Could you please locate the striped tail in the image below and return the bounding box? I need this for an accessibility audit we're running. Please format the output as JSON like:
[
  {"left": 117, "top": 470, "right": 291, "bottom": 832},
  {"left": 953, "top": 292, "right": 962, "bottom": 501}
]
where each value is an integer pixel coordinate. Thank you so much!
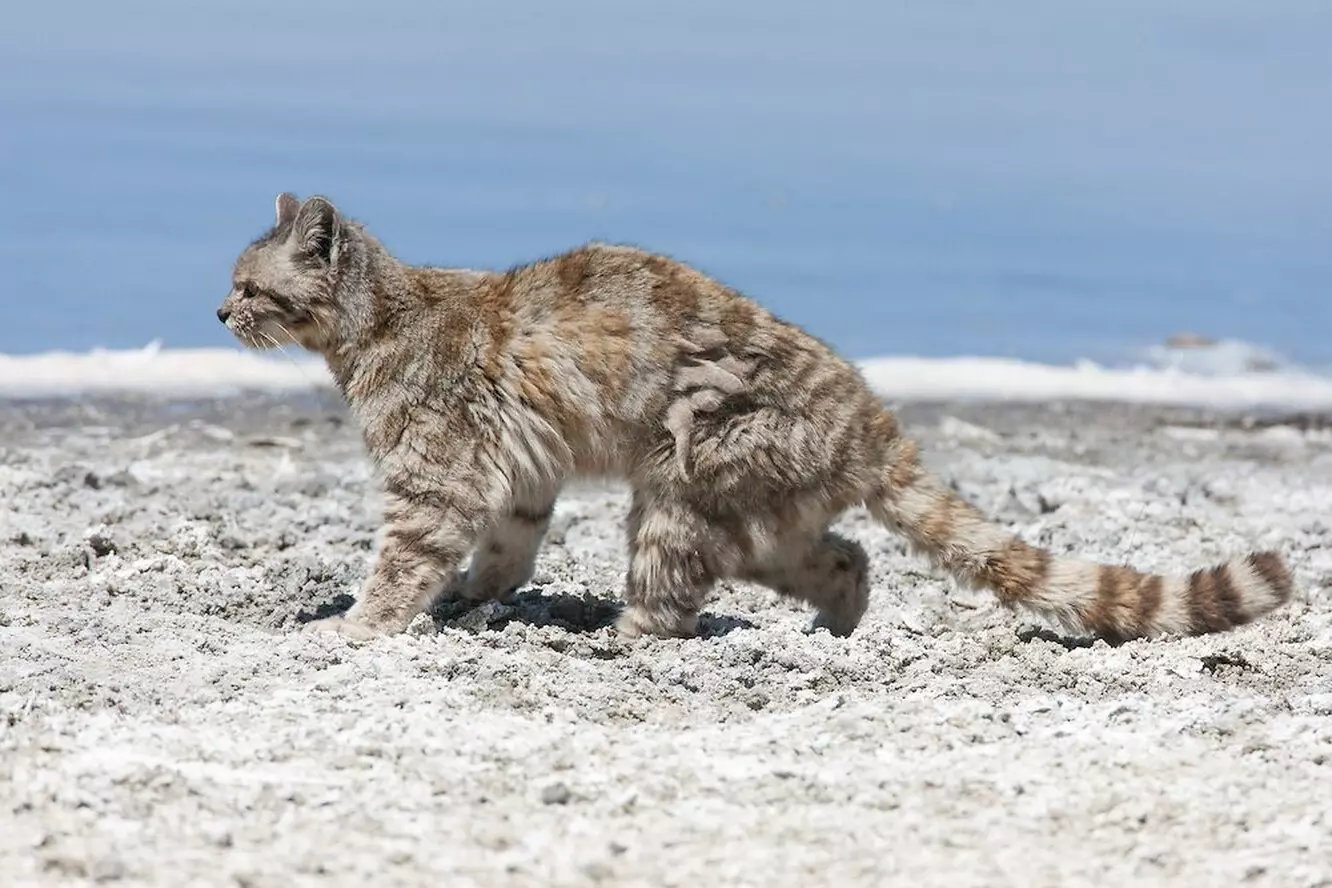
[{"left": 868, "top": 440, "right": 1294, "bottom": 640}]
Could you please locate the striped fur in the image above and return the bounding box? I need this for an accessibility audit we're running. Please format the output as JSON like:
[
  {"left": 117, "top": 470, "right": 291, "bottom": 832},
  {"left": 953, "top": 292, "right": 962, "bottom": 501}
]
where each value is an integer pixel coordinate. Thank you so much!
[
  {"left": 217, "top": 193, "right": 1295, "bottom": 643},
  {"left": 867, "top": 447, "right": 1293, "bottom": 640}
]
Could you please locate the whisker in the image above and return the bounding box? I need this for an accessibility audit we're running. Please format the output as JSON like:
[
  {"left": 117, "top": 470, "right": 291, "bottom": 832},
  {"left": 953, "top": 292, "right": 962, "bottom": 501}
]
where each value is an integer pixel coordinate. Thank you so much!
[
  {"left": 312, "top": 314, "right": 333, "bottom": 343},
  {"left": 262, "top": 323, "right": 324, "bottom": 395}
]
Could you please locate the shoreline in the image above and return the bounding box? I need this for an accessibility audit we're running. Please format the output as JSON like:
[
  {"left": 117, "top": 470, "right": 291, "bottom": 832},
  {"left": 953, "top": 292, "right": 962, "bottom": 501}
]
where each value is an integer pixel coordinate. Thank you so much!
[{"left": 6, "top": 341, "right": 1332, "bottom": 413}]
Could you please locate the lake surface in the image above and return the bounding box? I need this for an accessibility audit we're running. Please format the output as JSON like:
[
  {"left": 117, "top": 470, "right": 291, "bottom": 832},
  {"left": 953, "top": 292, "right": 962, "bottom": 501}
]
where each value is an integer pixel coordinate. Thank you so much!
[{"left": 3, "top": 0, "right": 1331, "bottom": 369}]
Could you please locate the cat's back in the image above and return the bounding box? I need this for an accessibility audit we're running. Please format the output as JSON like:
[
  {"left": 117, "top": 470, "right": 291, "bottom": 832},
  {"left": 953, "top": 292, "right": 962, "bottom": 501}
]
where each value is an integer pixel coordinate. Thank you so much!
[
  {"left": 498, "top": 242, "right": 865, "bottom": 388},
  {"left": 497, "top": 242, "right": 734, "bottom": 321}
]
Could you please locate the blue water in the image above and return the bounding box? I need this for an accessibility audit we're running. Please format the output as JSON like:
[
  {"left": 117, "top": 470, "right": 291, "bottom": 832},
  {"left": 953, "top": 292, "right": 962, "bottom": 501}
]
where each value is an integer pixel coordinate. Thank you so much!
[{"left": 3, "top": 0, "right": 1331, "bottom": 367}]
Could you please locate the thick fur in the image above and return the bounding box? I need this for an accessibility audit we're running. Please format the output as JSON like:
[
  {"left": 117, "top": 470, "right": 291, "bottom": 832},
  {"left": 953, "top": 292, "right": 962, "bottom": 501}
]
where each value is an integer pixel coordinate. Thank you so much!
[{"left": 217, "top": 193, "right": 1294, "bottom": 642}]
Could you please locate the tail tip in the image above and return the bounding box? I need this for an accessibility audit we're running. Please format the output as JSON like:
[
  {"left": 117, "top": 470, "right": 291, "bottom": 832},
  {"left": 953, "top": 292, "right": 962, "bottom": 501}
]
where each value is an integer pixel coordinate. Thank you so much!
[{"left": 1245, "top": 550, "right": 1294, "bottom": 606}]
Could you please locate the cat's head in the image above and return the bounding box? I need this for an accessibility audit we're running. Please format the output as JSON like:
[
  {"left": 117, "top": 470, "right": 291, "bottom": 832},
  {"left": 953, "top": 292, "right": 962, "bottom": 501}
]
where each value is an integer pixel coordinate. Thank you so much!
[{"left": 217, "top": 193, "right": 353, "bottom": 353}]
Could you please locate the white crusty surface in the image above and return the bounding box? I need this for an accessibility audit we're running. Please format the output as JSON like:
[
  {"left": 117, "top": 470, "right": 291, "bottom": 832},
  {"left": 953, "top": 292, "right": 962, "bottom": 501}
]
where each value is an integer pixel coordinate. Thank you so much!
[{"left": 1, "top": 396, "right": 1330, "bottom": 887}]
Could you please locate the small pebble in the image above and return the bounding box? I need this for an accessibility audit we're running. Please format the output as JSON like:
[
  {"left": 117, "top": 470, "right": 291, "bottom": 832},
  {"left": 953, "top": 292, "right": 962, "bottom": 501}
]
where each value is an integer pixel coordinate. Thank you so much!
[
  {"left": 540, "top": 782, "right": 572, "bottom": 805},
  {"left": 85, "top": 529, "right": 118, "bottom": 557}
]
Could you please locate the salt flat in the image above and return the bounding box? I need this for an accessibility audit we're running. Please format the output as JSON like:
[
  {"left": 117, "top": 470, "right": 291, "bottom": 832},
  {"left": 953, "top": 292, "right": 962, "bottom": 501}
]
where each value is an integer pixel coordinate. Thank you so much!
[{"left": 2, "top": 395, "right": 1330, "bottom": 887}]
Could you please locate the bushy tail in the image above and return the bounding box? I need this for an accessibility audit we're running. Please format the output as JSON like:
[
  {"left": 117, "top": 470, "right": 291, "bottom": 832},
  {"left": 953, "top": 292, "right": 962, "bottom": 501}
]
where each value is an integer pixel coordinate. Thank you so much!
[{"left": 868, "top": 439, "right": 1294, "bottom": 640}]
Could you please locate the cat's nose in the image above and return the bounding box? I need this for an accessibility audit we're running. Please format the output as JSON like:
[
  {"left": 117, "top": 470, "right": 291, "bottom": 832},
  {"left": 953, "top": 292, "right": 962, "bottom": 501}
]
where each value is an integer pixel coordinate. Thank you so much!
[{"left": 217, "top": 307, "right": 231, "bottom": 324}]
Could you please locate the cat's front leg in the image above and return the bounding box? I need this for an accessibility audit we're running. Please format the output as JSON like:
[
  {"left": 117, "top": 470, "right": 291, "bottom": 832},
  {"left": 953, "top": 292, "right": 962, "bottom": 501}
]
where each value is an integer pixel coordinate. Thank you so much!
[{"left": 305, "top": 474, "right": 490, "bottom": 639}]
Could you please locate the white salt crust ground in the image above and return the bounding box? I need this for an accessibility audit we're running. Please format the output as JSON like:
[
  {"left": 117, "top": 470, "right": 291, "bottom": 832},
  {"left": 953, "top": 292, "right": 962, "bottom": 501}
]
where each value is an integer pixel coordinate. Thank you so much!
[{"left": 1, "top": 395, "right": 1330, "bottom": 887}]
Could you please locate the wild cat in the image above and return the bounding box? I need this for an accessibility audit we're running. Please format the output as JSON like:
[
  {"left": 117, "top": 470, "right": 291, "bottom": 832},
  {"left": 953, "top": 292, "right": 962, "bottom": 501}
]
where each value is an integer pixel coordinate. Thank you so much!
[{"left": 216, "top": 192, "right": 1293, "bottom": 643}]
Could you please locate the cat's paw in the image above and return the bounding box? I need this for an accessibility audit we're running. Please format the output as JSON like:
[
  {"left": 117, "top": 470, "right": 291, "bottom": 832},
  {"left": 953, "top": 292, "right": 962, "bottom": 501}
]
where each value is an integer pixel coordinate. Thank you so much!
[
  {"left": 615, "top": 606, "right": 697, "bottom": 640},
  {"left": 300, "top": 615, "right": 383, "bottom": 642},
  {"left": 447, "top": 567, "right": 525, "bottom": 604}
]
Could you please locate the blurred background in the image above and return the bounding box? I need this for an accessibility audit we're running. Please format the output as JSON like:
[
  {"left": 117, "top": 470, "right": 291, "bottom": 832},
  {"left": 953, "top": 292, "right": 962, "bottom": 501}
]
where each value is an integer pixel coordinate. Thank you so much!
[{"left": 2, "top": 0, "right": 1330, "bottom": 371}]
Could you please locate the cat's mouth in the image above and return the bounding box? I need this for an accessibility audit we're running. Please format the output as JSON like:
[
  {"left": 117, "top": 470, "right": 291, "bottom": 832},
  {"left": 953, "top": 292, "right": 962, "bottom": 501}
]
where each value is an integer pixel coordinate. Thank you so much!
[
  {"left": 218, "top": 310, "right": 296, "bottom": 351},
  {"left": 218, "top": 290, "right": 333, "bottom": 353},
  {"left": 238, "top": 315, "right": 331, "bottom": 353},
  {"left": 255, "top": 319, "right": 302, "bottom": 349}
]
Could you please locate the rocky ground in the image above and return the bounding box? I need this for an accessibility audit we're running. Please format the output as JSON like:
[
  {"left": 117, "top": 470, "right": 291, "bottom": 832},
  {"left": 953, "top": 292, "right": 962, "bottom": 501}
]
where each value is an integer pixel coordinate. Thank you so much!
[{"left": 1, "top": 393, "right": 1330, "bottom": 887}]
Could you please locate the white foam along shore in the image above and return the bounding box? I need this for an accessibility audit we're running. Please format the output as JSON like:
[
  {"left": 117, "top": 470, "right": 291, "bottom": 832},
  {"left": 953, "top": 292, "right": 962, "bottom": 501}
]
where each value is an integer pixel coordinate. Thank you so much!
[{"left": 3, "top": 341, "right": 1332, "bottom": 410}]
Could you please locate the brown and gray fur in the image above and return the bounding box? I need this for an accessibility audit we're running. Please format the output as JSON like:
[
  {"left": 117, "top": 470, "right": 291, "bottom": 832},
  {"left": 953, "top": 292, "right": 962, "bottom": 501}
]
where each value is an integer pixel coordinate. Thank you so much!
[{"left": 217, "top": 193, "right": 1294, "bottom": 643}]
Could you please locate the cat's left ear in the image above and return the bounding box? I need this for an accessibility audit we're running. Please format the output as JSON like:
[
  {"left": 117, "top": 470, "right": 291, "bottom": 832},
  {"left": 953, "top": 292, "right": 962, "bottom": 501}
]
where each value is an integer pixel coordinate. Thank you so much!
[
  {"left": 275, "top": 192, "right": 300, "bottom": 227},
  {"left": 291, "top": 195, "right": 339, "bottom": 264}
]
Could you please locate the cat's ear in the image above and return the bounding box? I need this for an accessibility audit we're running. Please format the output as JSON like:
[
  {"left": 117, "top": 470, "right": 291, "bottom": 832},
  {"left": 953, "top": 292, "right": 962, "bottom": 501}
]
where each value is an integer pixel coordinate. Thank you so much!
[
  {"left": 291, "top": 195, "right": 339, "bottom": 264},
  {"left": 274, "top": 192, "right": 300, "bottom": 227}
]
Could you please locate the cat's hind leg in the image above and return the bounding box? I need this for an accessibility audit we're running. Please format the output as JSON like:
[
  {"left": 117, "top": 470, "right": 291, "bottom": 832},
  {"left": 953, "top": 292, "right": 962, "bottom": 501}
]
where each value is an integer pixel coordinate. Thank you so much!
[
  {"left": 741, "top": 529, "right": 870, "bottom": 637},
  {"left": 616, "top": 490, "right": 742, "bottom": 639}
]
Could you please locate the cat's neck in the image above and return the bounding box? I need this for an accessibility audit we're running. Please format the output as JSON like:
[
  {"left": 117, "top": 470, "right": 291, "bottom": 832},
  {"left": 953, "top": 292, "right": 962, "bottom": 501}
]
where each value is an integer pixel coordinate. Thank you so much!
[{"left": 321, "top": 254, "right": 490, "bottom": 399}]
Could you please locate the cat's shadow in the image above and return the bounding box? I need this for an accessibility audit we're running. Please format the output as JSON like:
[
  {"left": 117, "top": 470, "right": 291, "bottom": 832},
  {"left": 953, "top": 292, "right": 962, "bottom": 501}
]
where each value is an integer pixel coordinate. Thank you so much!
[
  {"left": 434, "top": 587, "right": 756, "bottom": 638},
  {"left": 297, "top": 587, "right": 755, "bottom": 638},
  {"left": 299, "top": 593, "right": 356, "bottom": 623}
]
